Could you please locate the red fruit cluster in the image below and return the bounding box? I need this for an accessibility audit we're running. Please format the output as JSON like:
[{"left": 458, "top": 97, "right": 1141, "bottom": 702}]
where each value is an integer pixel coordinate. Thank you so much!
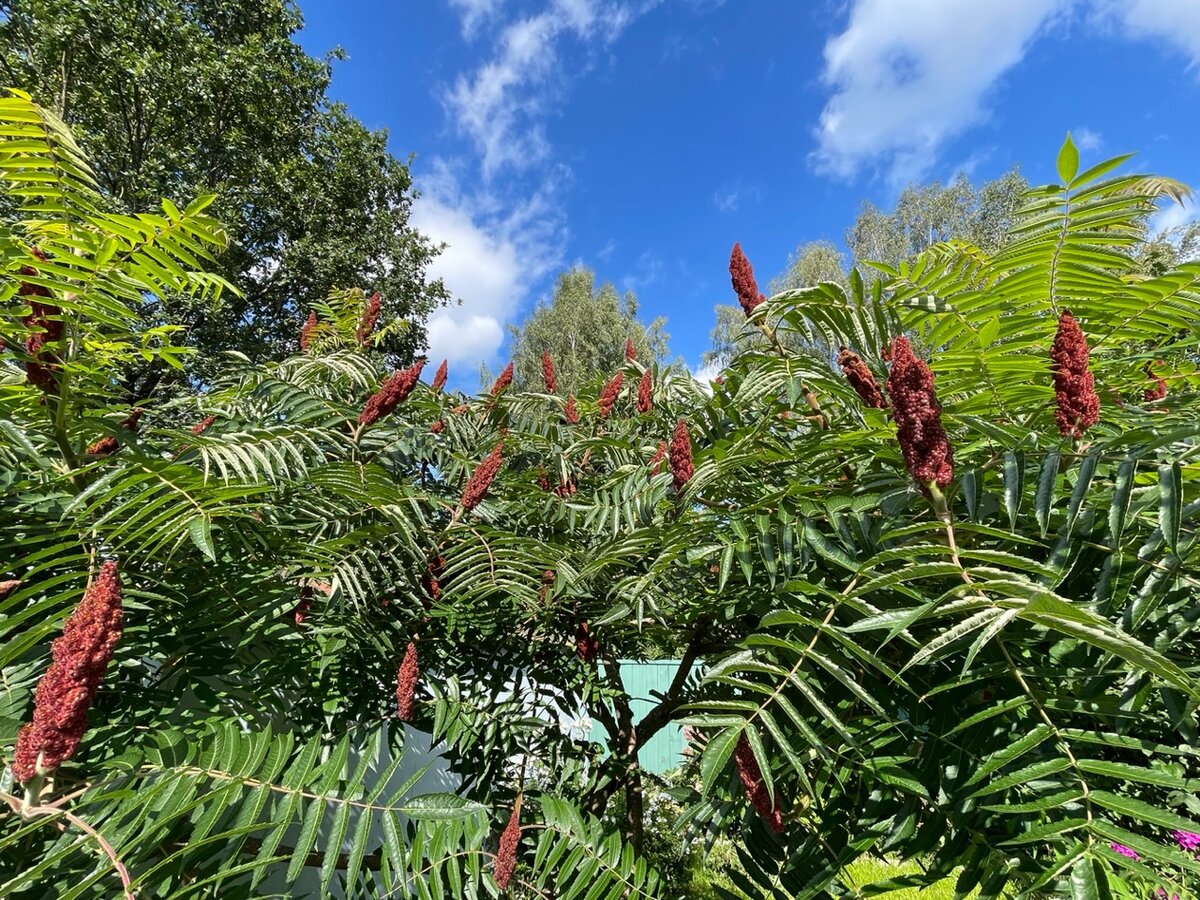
[
  {"left": 625, "top": 338, "right": 636, "bottom": 361},
  {"left": 420, "top": 555, "right": 446, "bottom": 611},
  {"left": 359, "top": 359, "right": 426, "bottom": 427},
  {"left": 0, "top": 579, "right": 21, "bottom": 600},
  {"left": 461, "top": 444, "right": 504, "bottom": 511},
  {"left": 598, "top": 371, "right": 623, "bottom": 418},
  {"left": 86, "top": 409, "right": 144, "bottom": 457},
  {"left": 838, "top": 347, "right": 887, "bottom": 409},
  {"left": 356, "top": 292, "right": 381, "bottom": 346},
  {"left": 564, "top": 395, "right": 579, "bottom": 424},
  {"left": 299, "top": 311, "right": 318, "bottom": 351},
  {"left": 542, "top": 351, "right": 558, "bottom": 393},
  {"left": 494, "top": 801, "right": 522, "bottom": 889},
  {"left": 539, "top": 569, "right": 555, "bottom": 604},
  {"left": 21, "top": 255, "right": 63, "bottom": 391},
  {"left": 491, "top": 362, "right": 514, "bottom": 397},
  {"left": 1143, "top": 360, "right": 1167, "bottom": 402},
  {"left": 670, "top": 419, "right": 694, "bottom": 490},
  {"left": 553, "top": 478, "right": 576, "bottom": 499},
  {"left": 432, "top": 359, "right": 449, "bottom": 394},
  {"left": 649, "top": 441, "right": 667, "bottom": 475},
  {"left": 1050, "top": 312, "right": 1100, "bottom": 438},
  {"left": 430, "top": 419, "right": 446, "bottom": 434},
  {"left": 13, "top": 561, "right": 124, "bottom": 783},
  {"left": 576, "top": 621, "right": 599, "bottom": 663},
  {"left": 729, "top": 243, "right": 765, "bottom": 316},
  {"left": 636, "top": 368, "right": 653, "bottom": 414},
  {"left": 734, "top": 735, "right": 783, "bottom": 833},
  {"left": 191, "top": 415, "right": 216, "bottom": 436},
  {"left": 293, "top": 586, "right": 313, "bottom": 627},
  {"left": 885, "top": 337, "right": 953, "bottom": 490},
  {"left": 396, "top": 641, "right": 419, "bottom": 722}
]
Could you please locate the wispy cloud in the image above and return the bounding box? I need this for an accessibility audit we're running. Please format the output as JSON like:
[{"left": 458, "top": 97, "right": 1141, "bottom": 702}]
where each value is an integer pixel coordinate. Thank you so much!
[
  {"left": 448, "top": 0, "right": 505, "bottom": 38},
  {"left": 1073, "top": 126, "right": 1103, "bottom": 152},
  {"left": 1093, "top": 0, "right": 1200, "bottom": 71},
  {"left": 812, "top": 0, "right": 1072, "bottom": 184}
]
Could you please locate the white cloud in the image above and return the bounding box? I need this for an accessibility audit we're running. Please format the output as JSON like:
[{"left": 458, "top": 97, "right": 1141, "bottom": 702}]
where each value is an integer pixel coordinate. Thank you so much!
[
  {"left": 448, "top": 0, "right": 505, "bottom": 38},
  {"left": 713, "top": 188, "right": 740, "bottom": 213},
  {"left": 445, "top": 0, "right": 653, "bottom": 178},
  {"left": 813, "top": 0, "right": 1072, "bottom": 183},
  {"left": 1073, "top": 126, "right": 1103, "bottom": 152},
  {"left": 1147, "top": 198, "right": 1200, "bottom": 237},
  {"left": 691, "top": 357, "right": 725, "bottom": 393},
  {"left": 1094, "top": 0, "right": 1200, "bottom": 70}
]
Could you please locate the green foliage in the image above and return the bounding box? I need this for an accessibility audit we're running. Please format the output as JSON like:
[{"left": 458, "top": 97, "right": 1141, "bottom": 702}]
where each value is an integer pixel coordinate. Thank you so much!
[
  {"left": 505, "top": 265, "right": 670, "bottom": 395},
  {"left": 0, "top": 0, "right": 448, "bottom": 381},
  {"left": 2, "top": 100, "right": 1198, "bottom": 900}
]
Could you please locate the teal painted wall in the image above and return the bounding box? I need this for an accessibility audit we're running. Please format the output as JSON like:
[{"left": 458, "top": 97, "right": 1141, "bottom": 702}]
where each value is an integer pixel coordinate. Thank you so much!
[{"left": 589, "top": 659, "right": 695, "bottom": 774}]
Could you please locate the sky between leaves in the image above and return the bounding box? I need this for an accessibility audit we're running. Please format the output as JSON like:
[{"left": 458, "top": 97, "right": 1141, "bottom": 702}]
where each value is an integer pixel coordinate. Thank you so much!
[{"left": 296, "top": 0, "right": 1200, "bottom": 386}]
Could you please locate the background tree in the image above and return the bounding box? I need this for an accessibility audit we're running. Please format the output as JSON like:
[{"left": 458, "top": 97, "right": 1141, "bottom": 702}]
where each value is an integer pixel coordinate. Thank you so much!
[
  {"left": 505, "top": 265, "right": 669, "bottom": 395},
  {"left": 0, "top": 0, "right": 448, "bottom": 390}
]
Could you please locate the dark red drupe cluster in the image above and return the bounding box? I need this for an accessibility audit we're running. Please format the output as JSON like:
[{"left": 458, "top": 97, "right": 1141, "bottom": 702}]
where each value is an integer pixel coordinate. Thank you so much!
[
  {"left": 299, "top": 311, "right": 318, "bottom": 351},
  {"left": 13, "top": 561, "right": 124, "bottom": 783},
  {"left": 636, "top": 368, "right": 653, "bottom": 414},
  {"left": 838, "top": 347, "right": 887, "bottom": 409},
  {"left": 576, "top": 621, "right": 599, "bottom": 663},
  {"left": 598, "top": 371, "right": 623, "bottom": 418},
  {"left": 493, "top": 801, "right": 522, "bottom": 889},
  {"left": 1050, "top": 311, "right": 1100, "bottom": 438},
  {"left": 191, "top": 415, "right": 216, "bottom": 436},
  {"left": 1143, "top": 360, "right": 1167, "bottom": 403},
  {"left": 358, "top": 359, "right": 426, "bottom": 427},
  {"left": 885, "top": 336, "right": 953, "bottom": 490},
  {"left": 564, "top": 395, "right": 579, "bottom": 424},
  {"left": 649, "top": 441, "right": 667, "bottom": 475},
  {"left": 461, "top": 444, "right": 504, "bottom": 511},
  {"left": 21, "top": 253, "right": 62, "bottom": 391},
  {"left": 432, "top": 359, "right": 448, "bottom": 394},
  {"left": 490, "top": 362, "right": 514, "bottom": 397},
  {"left": 670, "top": 419, "right": 694, "bottom": 491},
  {"left": 734, "top": 735, "right": 783, "bottom": 833},
  {"left": 356, "top": 292, "right": 381, "bottom": 346},
  {"left": 396, "top": 641, "right": 418, "bottom": 722},
  {"left": 85, "top": 409, "right": 144, "bottom": 457},
  {"left": 541, "top": 351, "right": 558, "bottom": 393},
  {"left": 729, "top": 243, "right": 765, "bottom": 316}
]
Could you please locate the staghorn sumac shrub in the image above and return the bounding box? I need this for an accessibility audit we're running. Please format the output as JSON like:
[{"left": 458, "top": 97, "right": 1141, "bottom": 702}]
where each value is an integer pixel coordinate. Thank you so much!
[{"left": 1, "top": 109, "right": 1197, "bottom": 900}]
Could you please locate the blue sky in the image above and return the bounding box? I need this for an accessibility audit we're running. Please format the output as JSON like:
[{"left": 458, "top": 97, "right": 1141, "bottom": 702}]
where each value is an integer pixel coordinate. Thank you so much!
[{"left": 296, "top": 0, "right": 1200, "bottom": 382}]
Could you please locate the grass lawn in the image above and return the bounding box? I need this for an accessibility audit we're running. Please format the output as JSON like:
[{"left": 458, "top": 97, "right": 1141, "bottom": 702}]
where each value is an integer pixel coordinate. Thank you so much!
[{"left": 843, "top": 856, "right": 973, "bottom": 898}]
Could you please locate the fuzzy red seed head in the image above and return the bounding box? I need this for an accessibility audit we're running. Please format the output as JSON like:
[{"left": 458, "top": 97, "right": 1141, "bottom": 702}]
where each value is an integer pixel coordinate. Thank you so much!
[
  {"left": 576, "top": 621, "right": 599, "bottom": 663},
  {"left": 636, "top": 368, "right": 653, "bottom": 414},
  {"left": 729, "top": 243, "right": 765, "bottom": 316},
  {"left": 493, "top": 801, "right": 522, "bottom": 889},
  {"left": 733, "top": 735, "right": 783, "bottom": 833},
  {"left": 421, "top": 556, "right": 445, "bottom": 608},
  {"left": 670, "top": 419, "right": 694, "bottom": 490},
  {"left": 564, "top": 394, "right": 579, "bottom": 424},
  {"left": 12, "top": 561, "right": 124, "bottom": 783},
  {"left": 431, "top": 359, "right": 448, "bottom": 394},
  {"left": 85, "top": 436, "right": 119, "bottom": 457},
  {"left": 491, "top": 362, "right": 514, "bottom": 397},
  {"left": 293, "top": 586, "right": 313, "bottom": 628},
  {"left": 838, "top": 347, "right": 887, "bottom": 409},
  {"left": 299, "top": 311, "right": 318, "bottom": 351},
  {"left": 357, "top": 292, "right": 382, "bottom": 346},
  {"left": 396, "top": 641, "right": 419, "bottom": 722},
  {"left": 1142, "top": 361, "right": 1167, "bottom": 403},
  {"left": 598, "top": 371, "right": 623, "bottom": 418},
  {"left": 120, "top": 408, "right": 144, "bottom": 432},
  {"left": 649, "top": 440, "right": 667, "bottom": 475},
  {"left": 191, "top": 415, "right": 216, "bottom": 436},
  {"left": 453, "top": 403, "right": 469, "bottom": 415},
  {"left": 21, "top": 262, "right": 62, "bottom": 390},
  {"left": 430, "top": 419, "right": 446, "bottom": 434},
  {"left": 625, "top": 338, "right": 636, "bottom": 361},
  {"left": 541, "top": 351, "right": 558, "bottom": 393},
  {"left": 461, "top": 443, "right": 504, "bottom": 512},
  {"left": 0, "top": 579, "right": 21, "bottom": 600},
  {"left": 1050, "top": 311, "right": 1100, "bottom": 438},
  {"left": 358, "top": 359, "right": 426, "bottom": 426},
  {"left": 885, "top": 336, "right": 953, "bottom": 491}
]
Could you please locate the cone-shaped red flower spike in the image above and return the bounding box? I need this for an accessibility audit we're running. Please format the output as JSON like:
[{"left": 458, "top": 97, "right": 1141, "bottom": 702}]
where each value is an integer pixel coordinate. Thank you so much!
[
  {"left": 564, "top": 394, "right": 579, "bottom": 424},
  {"left": 421, "top": 556, "right": 446, "bottom": 608},
  {"left": 670, "top": 419, "right": 694, "bottom": 490},
  {"left": 20, "top": 255, "right": 62, "bottom": 391},
  {"left": 576, "top": 621, "right": 599, "bottom": 662},
  {"left": 1050, "top": 311, "right": 1100, "bottom": 438},
  {"left": 12, "top": 561, "right": 124, "bottom": 783},
  {"left": 625, "top": 338, "right": 636, "bottom": 361},
  {"left": 431, "top": 359, "right": 448, "bottom": 394},
  {"left": 356, "top": 292, "right": 382, "bottom": 346},
  {"left": 461, "top": 443, "right": 504, "bottom": 511},
  {"left": 838, "top": 347, "right": 887, "bottom": 409},
  {"left": 359, "top": 359, "right": 426, "bottom": 426},
  {"left": 0, "top": 579, "right": 21, "bottom": 600},
  {"left": 85, "top": 409, "right": 144, "bottom": 457},
  {"left": 491, "top": 362, "right": 514, "bottom": 397},
  {"left": 430, "top": 419, "right": 445, "bottom": 434},
  {"left": 494, "top": 799, "right": 522, "bottom": 889},
  {"left": 649, "top": 440, "right": 667, "bottom": 475},
  {"left": 541, "top": 351, "right": 558, "bottom": 393},
  {"left": 396, "top": 641, "right": 419, "bottom": 722},
  {"left": 734, "top": 735, "right": 783, "bottom": 833},
  {"left": 1144, "top": 363, "right": 1168, "bottom": 403},
  {"left": 191, "top": 415, "right": 216, "bottom": 436},
  {"left": 636, "top": 368, "right": 653, "bottom": 414},
  {"left": 885, "top": 336, "right": 953, "bottom": 490},
  {"left": 730, "top": 243, "right": 765, "bottom": 316},
  {"left": 299, "top": 311, "right": 318, "bottom": 351},
  {"left": 598, "top": 371, "right": 623, "bottom": 418}
]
